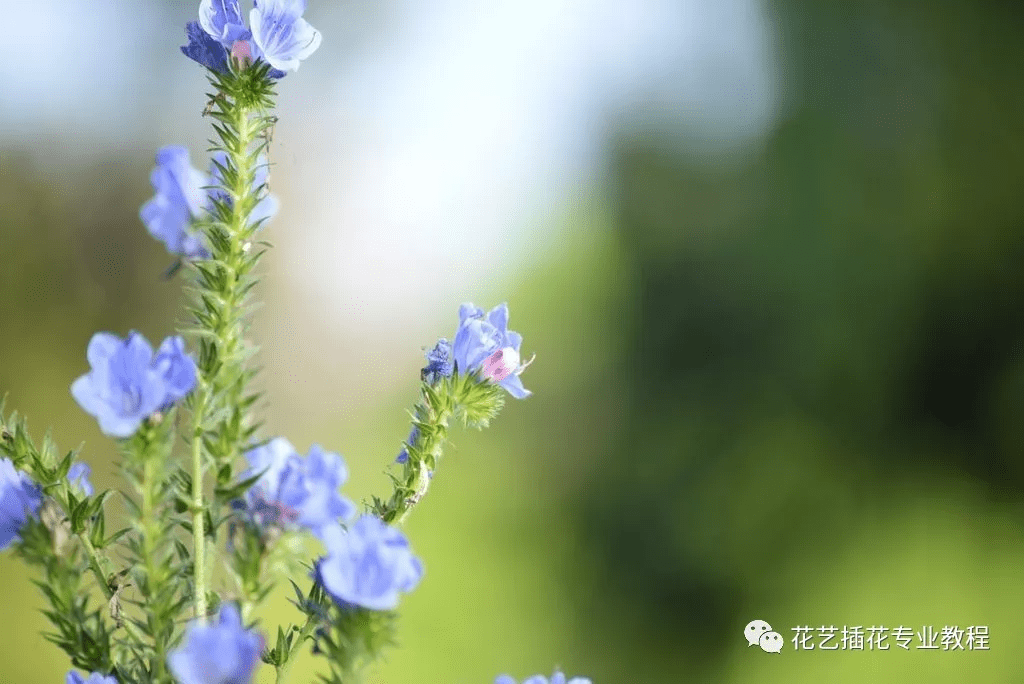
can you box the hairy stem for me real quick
[78,532,146,645]
[190,66,275,620]
[376,383,455,525]
[141,449,169,677]
[192,388,208,623]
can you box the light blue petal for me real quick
[464,320,502,370]
[154,146,210,219]
[96,412,143,439]
[305,445,348,491]
[505,330,523,352]
[459,302,483,322]
[86,333,122,369]
[218,603,242,629]
[250,1,322,72]
[499,373,531,399]
[70,375,101,416]
[488,303,509,332]
[199,0,247,46]
[154,336,197,403]
[123,331,155,371]
[67,462,94,497]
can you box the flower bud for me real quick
[231,40,253,66]
[480,347,520,383]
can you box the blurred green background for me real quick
[2,0,1024,682]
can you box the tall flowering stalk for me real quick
[0,3,591,684]
[184,55,279,628]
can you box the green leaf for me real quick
[102,528,132,548]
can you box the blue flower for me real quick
[154,336,199,404]
[67,462,94,497]
[199,0,249,46]
[240,438,355,535]
[452,303,532,398]
[208,151,280,228]
[315,515,424,611]
[71,332,198,438]
[0,457,42,551]
[395,426,418,464]
[494,672,592,684]
[140,147,212,259]
[66,671,118,684]
[167,604,263,684]
[422,338,454,384]
[250,0,323,73]
[181,20,230,74]
[182,1,316,76]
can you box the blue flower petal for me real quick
[199,0,248,46]
[316,515,423,610]
[0,458,42,550]
[487,303,509,332]
[72,332,197,438]
[181,20,230,73]
[241,440,355,534]
[67,462,94,497]
[167,604,263,684]
[154,336,198,405]
[499,373,531,399]
[140,146,211,259]
[250,0,322,73]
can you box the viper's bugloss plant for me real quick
[0,2,590,683]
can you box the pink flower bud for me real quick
[480,347,520,383]
[231,40,253,66]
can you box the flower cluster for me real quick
[71,332,197,438]
[140,146,278,259]
[0,4,592,682]
[239,438,355,535]
[396,304,531,465]
[315,515,424,611]
[182,0,322,75]
[453,303,533,398]
[422,338,454,384]
[139,147,211,259]
[168,604,263,684]
[0,457,42,551]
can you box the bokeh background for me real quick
[2,0,1023,682]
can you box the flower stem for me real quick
[192,388,208,623]
[375,373,503,525]
[78,531,147,645]
[120,420,178,681]
[141,444,170,678]
[189,65,276,621]
[376,385,453,525]
[275,616,318,684]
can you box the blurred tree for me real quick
[575,0,1024,680]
